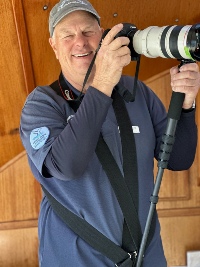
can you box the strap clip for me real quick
[115,251,137,267]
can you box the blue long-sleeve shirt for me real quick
[20,75,197,267]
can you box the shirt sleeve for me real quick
[20,86,112,180]
[45,86,113,180]
[167,109,197,170]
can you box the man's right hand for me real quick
[91,24,131,97]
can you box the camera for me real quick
[113,23,200,62]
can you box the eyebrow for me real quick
[59,25,96,34]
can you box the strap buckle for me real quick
[115,251,138,267]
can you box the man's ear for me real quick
[49,37,58,59]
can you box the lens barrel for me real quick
[132,23,200,61]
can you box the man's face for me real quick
[49,10,103,88]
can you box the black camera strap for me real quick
[42,73,155,266]
[42,185,134,267]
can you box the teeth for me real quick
[74,52,91,57]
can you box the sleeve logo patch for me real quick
[30,127,50,150]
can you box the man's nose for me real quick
[75,34,88,47]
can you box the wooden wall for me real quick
[0,152,40,267]
[0,0,200,266]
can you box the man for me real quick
[20,0,200,266]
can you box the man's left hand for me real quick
[170,62,200,109]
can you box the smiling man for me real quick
[20,0,200,267]
[49,10,103,91]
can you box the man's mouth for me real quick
[73,52,93,58]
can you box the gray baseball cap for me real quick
[49,0,101,37]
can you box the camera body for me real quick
[114,23,139,61]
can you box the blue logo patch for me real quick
[30,127,50,150]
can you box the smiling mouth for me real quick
[73,52,93,58]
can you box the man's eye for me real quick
[84,31,95,37]
[63,35,73,40]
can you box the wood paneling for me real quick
[12,0,35,94]
[160,216,200,266]
[0,152,41,267]
[21,0,61,86]
[0,151,41,223]
[0,227,39,267]
[0,0,26,167]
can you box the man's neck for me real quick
[62,70,93,93]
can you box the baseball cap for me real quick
[49,0,101,37]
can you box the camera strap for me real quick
[42,73,155,266]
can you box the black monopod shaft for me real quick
[136,59,194,267]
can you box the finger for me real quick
[170,65,179,75]
[172,70,200,84]
[172,80,199,90]
[179,62,199,72]
[170,62,199,76]
[102,24,123,45]
[121,54,132,67]
[171,73,200,87]
[115,45,131,58]
[107,36,130,53]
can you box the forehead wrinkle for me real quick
[59,28,73,34]
[56,24,99,38]
[59,24,96,31]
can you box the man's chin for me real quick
[77,65,95,78]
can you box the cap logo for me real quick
[58,0,88,12]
